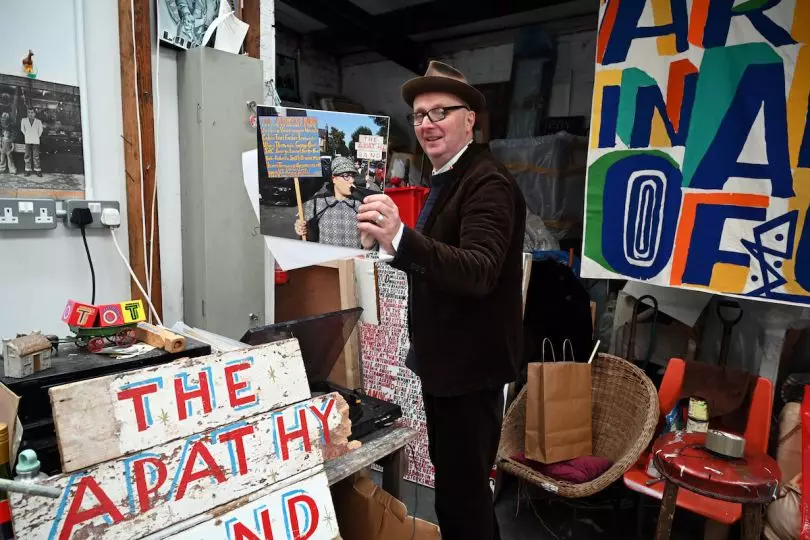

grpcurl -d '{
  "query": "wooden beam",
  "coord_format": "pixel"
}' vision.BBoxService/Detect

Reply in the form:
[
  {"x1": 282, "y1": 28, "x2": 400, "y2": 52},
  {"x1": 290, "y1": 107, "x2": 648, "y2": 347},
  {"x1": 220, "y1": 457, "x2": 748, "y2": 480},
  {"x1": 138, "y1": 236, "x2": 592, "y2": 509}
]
[
  {"x1": 242, "y1": 0, "x2": 261, "y2": 59},
  {"x1": 118, "y1": 0, "x2": 163, "y2": 319}
]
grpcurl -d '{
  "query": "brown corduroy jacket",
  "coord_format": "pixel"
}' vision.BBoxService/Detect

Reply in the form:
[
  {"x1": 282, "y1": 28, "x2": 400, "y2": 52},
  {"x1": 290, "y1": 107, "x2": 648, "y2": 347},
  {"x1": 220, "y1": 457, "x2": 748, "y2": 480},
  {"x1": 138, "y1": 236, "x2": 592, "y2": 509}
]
[{"x1": 392, "y1": 144, "x2": 527, "y2": 396}]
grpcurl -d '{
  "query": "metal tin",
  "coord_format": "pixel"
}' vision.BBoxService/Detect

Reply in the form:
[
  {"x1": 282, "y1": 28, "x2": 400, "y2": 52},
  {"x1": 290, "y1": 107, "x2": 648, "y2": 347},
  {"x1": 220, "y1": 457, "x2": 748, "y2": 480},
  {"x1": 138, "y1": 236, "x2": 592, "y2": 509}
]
[
  {"x1": 686, "y1": 396, "x2": 709, "y2": 434},
  {"x1": 686, "y1": 417, "x2": 709, "y2": 434},
  {"x1": 688, "y1": 396, "x2": 709, "y2": 421},
  {"x1": 705, "y1": 430, "x2": 746, "y2": 458}
]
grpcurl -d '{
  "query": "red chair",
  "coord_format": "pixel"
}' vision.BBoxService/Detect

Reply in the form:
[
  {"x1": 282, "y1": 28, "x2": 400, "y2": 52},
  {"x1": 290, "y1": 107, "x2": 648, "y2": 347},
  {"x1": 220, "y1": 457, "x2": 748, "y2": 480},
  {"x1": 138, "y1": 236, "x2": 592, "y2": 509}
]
[{"x1": 623, "y1": 358, "x2": 774, "y2": 532}]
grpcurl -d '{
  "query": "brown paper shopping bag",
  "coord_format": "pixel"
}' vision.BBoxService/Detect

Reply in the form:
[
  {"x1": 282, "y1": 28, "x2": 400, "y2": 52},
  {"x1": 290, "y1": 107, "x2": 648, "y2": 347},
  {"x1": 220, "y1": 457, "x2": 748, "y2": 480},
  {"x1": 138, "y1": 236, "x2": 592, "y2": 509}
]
[{"x1": 525, "y1": 339, "x2": 592, "y2": 464}]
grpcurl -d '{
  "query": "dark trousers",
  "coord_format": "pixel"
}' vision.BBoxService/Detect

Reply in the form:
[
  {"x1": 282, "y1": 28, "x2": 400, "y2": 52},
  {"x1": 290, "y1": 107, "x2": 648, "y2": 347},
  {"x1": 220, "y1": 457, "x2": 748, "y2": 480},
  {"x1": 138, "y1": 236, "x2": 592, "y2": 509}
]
[{"x1": 423, "y1": 386, "x2": 503, "y2": 540}]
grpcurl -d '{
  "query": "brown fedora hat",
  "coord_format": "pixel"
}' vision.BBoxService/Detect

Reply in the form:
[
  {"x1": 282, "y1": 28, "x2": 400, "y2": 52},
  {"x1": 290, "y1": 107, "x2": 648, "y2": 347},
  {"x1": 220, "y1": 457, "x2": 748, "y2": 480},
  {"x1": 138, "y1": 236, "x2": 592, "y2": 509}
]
[{"x1": 401, "y1": 60, "x2": 486, "y2": 112}]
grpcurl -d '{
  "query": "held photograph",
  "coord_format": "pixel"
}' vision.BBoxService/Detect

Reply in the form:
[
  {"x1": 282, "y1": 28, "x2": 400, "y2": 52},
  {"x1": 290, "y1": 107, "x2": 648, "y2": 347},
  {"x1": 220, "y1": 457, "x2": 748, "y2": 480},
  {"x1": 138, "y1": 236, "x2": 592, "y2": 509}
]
[
  {"x1": 0, "y1": 73, "x2": 85, "y2": 198},
  {"x1": 256, "y1": 106, "x2": 390, "y2": 250}
]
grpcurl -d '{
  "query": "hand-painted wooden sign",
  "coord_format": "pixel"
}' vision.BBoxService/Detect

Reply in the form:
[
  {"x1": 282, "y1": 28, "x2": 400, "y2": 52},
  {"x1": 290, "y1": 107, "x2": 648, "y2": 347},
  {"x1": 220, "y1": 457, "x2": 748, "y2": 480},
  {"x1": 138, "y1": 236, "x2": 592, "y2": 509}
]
[
  {"x1": 582, "y1": 1, "x2": 810, "y2": 306},
  {"x1": 259, "y1": 116, "x2": 322, "y2": 178},
  {"x1": 10, "y1": 392, "x2": 349, "y2": 539},
  {"x1": 167, "y1": 470, "x2": 339, "y2": 540},
  {"x1": 51, "y1": 341, "x2": 310, "y2": 472}
]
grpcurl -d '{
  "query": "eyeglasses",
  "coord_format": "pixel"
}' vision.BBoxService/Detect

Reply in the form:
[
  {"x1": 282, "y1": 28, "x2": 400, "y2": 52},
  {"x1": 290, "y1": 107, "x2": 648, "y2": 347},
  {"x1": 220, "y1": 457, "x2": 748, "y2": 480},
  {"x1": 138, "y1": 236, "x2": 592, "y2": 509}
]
[
  {"x1": 407, "y1": 105, "x2": 469, "y2": 126},
  {"x1": 334, "y1": 173, "x2": 355, "y2": 180}
]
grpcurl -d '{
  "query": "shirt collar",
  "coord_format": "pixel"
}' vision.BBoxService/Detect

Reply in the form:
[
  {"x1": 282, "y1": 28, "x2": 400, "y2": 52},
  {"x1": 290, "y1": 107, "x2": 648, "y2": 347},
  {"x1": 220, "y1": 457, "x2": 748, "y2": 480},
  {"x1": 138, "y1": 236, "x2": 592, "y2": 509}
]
[{"x1": 432, "y1": 140, "x2": 472, "y2": 175}]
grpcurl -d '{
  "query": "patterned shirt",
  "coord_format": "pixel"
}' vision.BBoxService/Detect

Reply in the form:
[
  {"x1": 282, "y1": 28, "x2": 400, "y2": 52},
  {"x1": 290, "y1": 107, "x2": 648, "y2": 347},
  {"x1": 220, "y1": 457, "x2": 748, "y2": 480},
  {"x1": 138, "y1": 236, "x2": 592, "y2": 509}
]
[{"x1": 304, "y1": 196, "x2": 363, "y2": 249}]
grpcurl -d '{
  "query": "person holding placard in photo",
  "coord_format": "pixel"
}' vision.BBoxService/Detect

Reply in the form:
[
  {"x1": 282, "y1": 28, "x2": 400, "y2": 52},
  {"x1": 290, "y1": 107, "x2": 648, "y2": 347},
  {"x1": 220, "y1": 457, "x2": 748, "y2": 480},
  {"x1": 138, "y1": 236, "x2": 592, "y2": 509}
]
[{"x1": 294, "y1": 156, "x2": 379, "y2": 249}]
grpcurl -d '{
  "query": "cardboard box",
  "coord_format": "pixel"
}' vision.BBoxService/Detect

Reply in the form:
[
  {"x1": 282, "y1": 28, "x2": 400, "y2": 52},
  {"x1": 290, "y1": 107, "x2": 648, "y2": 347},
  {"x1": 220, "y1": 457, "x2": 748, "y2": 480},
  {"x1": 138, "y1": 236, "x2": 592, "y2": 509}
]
[{"x1": 332, "y1": 475, "x2": 441, "y2": 540}]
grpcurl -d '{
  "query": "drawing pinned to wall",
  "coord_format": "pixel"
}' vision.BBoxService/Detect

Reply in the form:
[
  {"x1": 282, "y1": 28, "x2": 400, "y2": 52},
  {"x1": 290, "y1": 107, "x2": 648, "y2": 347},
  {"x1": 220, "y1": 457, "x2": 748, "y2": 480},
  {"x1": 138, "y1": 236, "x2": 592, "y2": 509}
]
[
  {"x1": 257, "y1": 106, "x2": 390, "y2": 262},
  {"x1": 0, "y1": 74, "x2": 84, "y2": 198},
  {"x1": 158, "y1": 0, "x2": 221, "y2": 50},
  {"x1": 581, "y1": 0, "x2": 810, "y2": 307}
]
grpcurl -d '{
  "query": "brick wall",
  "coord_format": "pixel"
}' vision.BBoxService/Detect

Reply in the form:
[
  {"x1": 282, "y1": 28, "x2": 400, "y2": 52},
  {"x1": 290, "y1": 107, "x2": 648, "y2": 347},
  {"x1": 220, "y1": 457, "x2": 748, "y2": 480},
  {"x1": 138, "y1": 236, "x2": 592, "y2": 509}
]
[{"x1": 276, "y1": 28, "x2": 340, "y2": 105}]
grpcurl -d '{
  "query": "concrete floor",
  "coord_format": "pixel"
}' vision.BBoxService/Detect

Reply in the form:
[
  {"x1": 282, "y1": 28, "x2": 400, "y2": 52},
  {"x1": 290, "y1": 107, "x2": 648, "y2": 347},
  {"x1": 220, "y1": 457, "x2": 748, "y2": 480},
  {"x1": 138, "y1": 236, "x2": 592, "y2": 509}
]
[{"x1": 374, "y1": 472, "x2": 711, "y2": 539}]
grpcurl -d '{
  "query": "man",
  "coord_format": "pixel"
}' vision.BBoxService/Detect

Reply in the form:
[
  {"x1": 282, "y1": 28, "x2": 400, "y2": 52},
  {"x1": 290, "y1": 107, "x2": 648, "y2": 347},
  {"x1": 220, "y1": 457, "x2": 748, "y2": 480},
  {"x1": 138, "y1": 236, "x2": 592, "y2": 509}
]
[
  {"x1": 0, "y1": 113, "x2": 16, "y2": 175},
  {"x1": 21, "y1": 108, "x2": 43, "y2": 177},
  {"x1": 357, "y1": 61, "x2": 526, "y2": 540},
  {"x1": 49, "y1": 120, "x2": 66, "y2": 135},
  {"x1": 294, "y1": 156, "x2": 377, "y2": 249}
]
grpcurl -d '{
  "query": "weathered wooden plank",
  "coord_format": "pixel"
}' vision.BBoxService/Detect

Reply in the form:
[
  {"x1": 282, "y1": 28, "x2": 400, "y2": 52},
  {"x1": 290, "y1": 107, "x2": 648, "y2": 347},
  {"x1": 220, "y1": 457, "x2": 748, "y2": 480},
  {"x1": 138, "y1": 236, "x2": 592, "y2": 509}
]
[
  {"x1": 165, "y1": 470, "x2": 340, "y2": 539},
  {"x1": 140, "y1": 466, "x2": 324, "y2": 539},
  {"x1": 10, "y1": 393, "x2": 350, "y2": 540},
  {"x1": 51, "y1": 341, "x2": 310, "y2": 472},
  {"x1": 324, "y1": 425, "x2": 418, "y2": 486}
]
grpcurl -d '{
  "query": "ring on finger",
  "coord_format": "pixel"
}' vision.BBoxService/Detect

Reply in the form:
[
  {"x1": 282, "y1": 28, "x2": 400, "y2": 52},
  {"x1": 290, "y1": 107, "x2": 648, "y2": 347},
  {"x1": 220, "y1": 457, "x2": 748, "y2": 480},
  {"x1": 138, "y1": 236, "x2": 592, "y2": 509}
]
[{"x1": 375, "y1": 212, "x2": 385, "y2": 224}]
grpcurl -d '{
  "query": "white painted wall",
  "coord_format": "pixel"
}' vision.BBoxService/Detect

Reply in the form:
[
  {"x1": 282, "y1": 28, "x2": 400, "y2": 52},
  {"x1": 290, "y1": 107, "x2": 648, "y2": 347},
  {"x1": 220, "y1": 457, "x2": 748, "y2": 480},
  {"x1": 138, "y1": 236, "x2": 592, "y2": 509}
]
[
  {"x1": 153, "y1": 46, "x2": 184, "y2": 328},
  {"x1": 0, "y1": 0, "x2": 187, "y2": 338},
  {"x1": 0, "y1": 0, "x2": 131, "y2": 338}
]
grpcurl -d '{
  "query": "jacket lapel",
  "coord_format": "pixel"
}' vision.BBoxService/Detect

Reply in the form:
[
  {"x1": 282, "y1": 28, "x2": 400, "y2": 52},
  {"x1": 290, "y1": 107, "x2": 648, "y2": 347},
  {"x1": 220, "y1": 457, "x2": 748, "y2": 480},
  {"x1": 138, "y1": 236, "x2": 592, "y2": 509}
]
[{"x1": 422, "y1": 144, "x2": 485, "y2": 234}]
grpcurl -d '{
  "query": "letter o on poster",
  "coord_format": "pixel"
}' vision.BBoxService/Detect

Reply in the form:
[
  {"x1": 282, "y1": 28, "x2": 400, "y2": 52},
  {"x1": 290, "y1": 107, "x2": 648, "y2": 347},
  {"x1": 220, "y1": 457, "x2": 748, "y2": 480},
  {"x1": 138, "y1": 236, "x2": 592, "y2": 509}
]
[{"x1": 600, "y1": 152, "x2": 683, "y2": 279}]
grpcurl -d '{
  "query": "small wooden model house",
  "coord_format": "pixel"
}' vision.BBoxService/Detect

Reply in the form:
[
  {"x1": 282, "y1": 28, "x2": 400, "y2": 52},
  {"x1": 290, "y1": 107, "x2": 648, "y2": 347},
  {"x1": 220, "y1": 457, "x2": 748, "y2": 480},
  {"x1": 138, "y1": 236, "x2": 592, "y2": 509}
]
[{"x1": 2, "y1": 332, "x2": 53, "y2": 378}]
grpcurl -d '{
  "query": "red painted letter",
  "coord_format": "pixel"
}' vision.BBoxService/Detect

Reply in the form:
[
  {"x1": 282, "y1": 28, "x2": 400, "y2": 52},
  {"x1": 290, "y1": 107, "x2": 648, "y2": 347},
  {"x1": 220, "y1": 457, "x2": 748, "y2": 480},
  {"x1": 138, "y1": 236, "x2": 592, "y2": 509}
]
[
  {"x1": 174, "y1": 439, "x2": 227, "y2": 500},
  {"x1": 286, "y1": 493, "x2": 320, "y2": 540},
  {"x1": 308, "y1": 398, "x2": 334, "y2": 444},
  {"x1": 230, "y1": 508, "x2": 274, "y2": 540},
  {"x1": 173, "y1": 371, "x2": 213, "y2": 421},
  {"x1": 276, "y1": 409, "x2": 311, "y2": 461},
  {"x1": 132, "y1": 456, "x2": 168, "y2": 513},
  {"x1": 60, "y1": 476, "x2": 124, "y2": 539},
  {"x1": 117, "y1": 383, "x2": 160, "y2": 432},
  {"x1": 225, "y1": 361, "x2": 257, "y2": 408},
  {"x1": 218, "y1": 424, "x2": 255, "y2": 476}
]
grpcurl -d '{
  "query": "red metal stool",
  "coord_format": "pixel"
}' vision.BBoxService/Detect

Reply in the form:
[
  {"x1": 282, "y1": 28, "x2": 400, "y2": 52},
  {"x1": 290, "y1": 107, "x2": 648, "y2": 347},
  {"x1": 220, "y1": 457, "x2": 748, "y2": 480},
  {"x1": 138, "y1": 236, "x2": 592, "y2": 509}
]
[{"x1": 652, "y1": 432, "x2": 780, "y2": 540}]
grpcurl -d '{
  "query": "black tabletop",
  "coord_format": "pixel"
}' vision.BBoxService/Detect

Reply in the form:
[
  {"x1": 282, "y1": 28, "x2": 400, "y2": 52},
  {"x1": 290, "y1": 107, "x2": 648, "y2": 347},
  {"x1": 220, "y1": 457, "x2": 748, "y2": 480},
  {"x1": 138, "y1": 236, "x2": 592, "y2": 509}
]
[
  {"x1": 4, "y1": 336, "x2": 213, "y2": 475},
  {"x1": 0, "y1": 337, "x2": 211, "y2": 391}
]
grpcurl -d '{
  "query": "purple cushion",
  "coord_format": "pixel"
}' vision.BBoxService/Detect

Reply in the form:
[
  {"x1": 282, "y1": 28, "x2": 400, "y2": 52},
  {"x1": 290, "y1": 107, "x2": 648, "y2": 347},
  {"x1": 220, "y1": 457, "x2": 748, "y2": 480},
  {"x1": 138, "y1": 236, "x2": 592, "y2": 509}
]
[{"x1": 511, "y1": 453, "x2": 613, "y2": 484}]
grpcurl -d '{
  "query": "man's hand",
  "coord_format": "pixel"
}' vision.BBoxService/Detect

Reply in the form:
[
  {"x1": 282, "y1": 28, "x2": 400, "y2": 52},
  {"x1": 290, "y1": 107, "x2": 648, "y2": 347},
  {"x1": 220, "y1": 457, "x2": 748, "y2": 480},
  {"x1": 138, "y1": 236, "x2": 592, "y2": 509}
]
[
  {"x1": 360, "y1": 230, "x2": 375, "y2": 250},
  {"x1": 294, "y1": 219, "x2": 306, "y2": 238},
  {"x1": 357, "y1": 194, "x2": 402, "y2": 254}
]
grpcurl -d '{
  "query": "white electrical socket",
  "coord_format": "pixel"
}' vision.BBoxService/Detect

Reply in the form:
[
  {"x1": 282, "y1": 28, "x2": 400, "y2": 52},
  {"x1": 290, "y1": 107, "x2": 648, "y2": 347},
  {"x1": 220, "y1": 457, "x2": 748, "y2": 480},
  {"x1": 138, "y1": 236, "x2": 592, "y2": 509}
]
[
  {"x1": 34, "y1": 207, "x2": 53, "y2": 224},
  {"x1": 0, "y1": 207, "x2": 18, "y2": 224}
]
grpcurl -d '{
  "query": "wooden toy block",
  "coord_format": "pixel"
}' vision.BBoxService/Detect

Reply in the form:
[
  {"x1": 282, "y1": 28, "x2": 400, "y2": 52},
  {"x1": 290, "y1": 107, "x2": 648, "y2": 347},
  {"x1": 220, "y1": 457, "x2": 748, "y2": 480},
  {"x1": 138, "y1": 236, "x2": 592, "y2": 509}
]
[
  {"x1": 62, "y1": 300, "x2": 98, "y2": 328},
  {"x1": 98, "y1": 304, "x2": 125, "y2": 327},
  {"x1": 120, "y1": 300, "x2": 146, "y2": 324}
]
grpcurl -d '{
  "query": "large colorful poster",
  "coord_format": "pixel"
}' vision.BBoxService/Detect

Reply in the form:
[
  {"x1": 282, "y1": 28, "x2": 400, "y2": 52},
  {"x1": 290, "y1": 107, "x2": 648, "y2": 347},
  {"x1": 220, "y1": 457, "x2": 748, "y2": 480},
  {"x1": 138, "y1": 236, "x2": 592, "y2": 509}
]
[{"x1": 582, "y1": 1, "x2": 810, "y2": 306}]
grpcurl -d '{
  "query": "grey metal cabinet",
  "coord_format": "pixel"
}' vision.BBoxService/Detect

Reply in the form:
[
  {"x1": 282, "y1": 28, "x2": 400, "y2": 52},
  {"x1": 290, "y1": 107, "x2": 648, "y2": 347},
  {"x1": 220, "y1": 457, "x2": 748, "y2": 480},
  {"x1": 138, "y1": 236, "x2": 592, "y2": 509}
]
[{"x1": 178, "y1": 47, "x2": 265, "y2": 339}]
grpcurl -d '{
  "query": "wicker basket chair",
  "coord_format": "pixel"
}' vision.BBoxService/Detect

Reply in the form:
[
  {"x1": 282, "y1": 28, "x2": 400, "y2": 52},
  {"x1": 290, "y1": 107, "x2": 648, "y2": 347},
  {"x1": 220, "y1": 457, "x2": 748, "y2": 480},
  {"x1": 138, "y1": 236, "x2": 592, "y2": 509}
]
[{"x1": 497, "y1": 353, "x2": 659, "y2": 498}]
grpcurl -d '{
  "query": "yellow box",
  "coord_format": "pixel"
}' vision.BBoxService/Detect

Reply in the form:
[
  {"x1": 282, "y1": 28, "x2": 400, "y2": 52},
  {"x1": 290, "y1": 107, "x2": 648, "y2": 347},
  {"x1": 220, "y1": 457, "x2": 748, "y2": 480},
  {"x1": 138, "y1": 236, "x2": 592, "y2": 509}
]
[{"x1": 120, "y1": 300, "x2": 147, "y2": 324}]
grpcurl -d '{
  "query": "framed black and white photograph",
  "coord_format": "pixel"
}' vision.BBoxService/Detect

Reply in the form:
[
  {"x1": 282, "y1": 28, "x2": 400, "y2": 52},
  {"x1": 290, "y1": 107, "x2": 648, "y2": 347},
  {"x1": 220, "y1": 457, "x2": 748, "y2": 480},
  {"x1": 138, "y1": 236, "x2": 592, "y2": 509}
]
[
  {"x1": 276, "y1": 54, "x2": 300, "y2": 102},
  {"x1": 0, "y1": 74, "x2": 85, "y2": 198}
]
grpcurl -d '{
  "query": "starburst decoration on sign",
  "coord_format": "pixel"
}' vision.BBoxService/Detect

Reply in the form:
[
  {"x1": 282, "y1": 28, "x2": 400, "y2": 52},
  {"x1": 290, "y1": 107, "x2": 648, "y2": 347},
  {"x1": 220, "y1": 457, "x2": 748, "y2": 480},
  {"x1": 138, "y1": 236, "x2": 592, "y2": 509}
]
[
  {"x1": 269, "y1": 470, "x2": 279, "y2": 483},
  {"x1": 324, "y1": 511, "x2": 335, "y2": 528},
  {"x1": 269, "y1": 367, "x2": 276, "y2": 383},
  {"x1": 158, "y1": 409, "x2": 170, "y2": 426}
]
